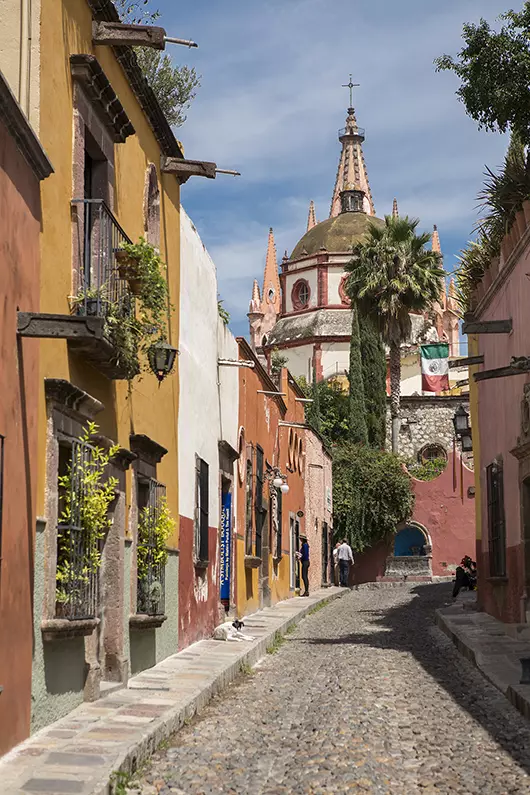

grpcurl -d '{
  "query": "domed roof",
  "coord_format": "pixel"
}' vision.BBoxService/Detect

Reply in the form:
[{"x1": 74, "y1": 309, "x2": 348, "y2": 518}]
[{"x1": 291, "y1": 212, "x2": 384, "y2": 259}]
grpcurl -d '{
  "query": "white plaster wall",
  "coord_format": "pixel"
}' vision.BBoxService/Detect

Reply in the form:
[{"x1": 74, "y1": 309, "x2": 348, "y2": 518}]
[
  {"x1": 284, "y1": 268, "x2": 318, "y2": 312},
  {"x1": 283, "y1": 344, "x2": 314, "y2": 381},
  {"x1": 322, "y1": 343, "x2": 349, "y2": 381},
  {"x1": 218, "y1": 319, "x2": 239, "y2": 453},
  {"x1": 327, "y1": 266, "x2": 345, "y2": 305},
  {"x1": 0, "y1": 0, "x2": 41, "y2": 129},
  {"x1": 179, "y1": 208, "x2": 221, "y2": 523}
]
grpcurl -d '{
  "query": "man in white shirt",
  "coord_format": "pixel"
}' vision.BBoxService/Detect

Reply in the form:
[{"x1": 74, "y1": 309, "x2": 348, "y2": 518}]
[{"x1": 337, "y1": 539, "x2": 354, "y2": 587}]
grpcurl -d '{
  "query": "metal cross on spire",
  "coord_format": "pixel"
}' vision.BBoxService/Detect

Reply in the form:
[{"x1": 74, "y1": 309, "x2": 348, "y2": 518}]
[{"x1": 342, "y1": 75, "x2": 360, "y2": 108}]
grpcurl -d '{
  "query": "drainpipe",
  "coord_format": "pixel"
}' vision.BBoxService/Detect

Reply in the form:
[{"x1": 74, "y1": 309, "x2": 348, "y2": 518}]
[{"x1": 18, "y1": 0, "x2": 33, "y2": 116}]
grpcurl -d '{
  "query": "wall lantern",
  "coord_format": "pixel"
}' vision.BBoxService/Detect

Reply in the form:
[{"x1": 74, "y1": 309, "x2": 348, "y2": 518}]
[
  {"x1": 453, "y1": 405, "x2": 470, "y2": 437},
  {"x1": 281, "y1": 483, "x2": 290, "y2": 495},
  {"x1": 148, "y1": 340, "x2": 179, "y2": 382},
  {"x1": 461, "y1": 433, "x2": 473, "y2": 453},
  {"x1": 272, "y1": 475, "x2": 284, "y2": 489}
]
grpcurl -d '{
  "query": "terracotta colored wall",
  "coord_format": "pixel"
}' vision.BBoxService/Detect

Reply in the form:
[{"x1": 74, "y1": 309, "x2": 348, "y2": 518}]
[
  {"x1": 0, "y1": 118, "x2": 41, "y2": 755},
  {"x1": 412, "y1": 453, "x2": 476, "y2": 576},
  {"x1": 235, "y1": 349, "x2": 306, "y2": 617},
  {"x1": 304, "y1": 430, "x2": 333, "y2": 592},
  {"x1": 178, "y1": 518, "x2": 220, "y2": 648},
  {"x1": 474, "y1": 217, "x2": 530, "y2": 623}
]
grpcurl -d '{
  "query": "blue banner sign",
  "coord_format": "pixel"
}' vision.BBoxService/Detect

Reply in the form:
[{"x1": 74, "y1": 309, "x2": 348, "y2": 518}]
[{"x1": 220, "y1": 491, "x2": 232, "y2": 605}]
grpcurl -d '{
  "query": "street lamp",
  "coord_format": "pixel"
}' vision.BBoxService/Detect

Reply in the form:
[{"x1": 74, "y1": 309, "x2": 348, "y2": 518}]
[
  {"x1": 265, "y1": 467, "x2": 289, "y2": 493},
  {"x1": 272, "y1": 475, "x2": 284, "y2": 489},
  {"x1": 148, "y1": 340, "x2": 179, "y2": 382},
  {"x1": 453, "y1": 405, "x2": 470, "y2": 438},
  {"x1": 281, "y1": 483, "x2": 290, "y2": 494}
]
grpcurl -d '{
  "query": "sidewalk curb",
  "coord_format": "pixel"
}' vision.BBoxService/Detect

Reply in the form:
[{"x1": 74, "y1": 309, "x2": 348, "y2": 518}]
[
  {"x1": 435, "y1": 606, "x2": 530, "y2": 722},
  {"x1": 0, "y1": 588, "x2": 345, "y2": 795}
]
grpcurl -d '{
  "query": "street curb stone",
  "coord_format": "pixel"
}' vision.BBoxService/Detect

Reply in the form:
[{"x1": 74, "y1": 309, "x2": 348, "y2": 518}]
[
  {"x1": 0, "y1": 588, "x2": 344, "y2": 795},
  {"x1": 436, "y1": 603, "x2": 530, "y2": 721}
]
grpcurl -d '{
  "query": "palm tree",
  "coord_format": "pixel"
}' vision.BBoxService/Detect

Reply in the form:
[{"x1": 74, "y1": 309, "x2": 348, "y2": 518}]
[{"x1": 346, "y1": 215, "x2": 444, "y2": 453}]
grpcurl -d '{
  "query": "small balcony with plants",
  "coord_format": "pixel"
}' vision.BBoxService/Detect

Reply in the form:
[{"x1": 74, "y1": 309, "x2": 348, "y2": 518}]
[{"x1": 17, "y1": 199, "x2": 177, "y2": 382}]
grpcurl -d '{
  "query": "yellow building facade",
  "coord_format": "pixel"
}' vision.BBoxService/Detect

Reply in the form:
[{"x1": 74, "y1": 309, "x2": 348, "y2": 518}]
[{"x1": 19, "y1": 0, "x2": 183, "y2": 733}]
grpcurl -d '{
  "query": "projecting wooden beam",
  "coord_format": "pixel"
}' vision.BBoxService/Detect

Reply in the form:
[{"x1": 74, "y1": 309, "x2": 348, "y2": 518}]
[
  {"x1": 161, "y1": 156, "x2": 217, "y2": 184},
  {"x1": 462, "y1": 318, "x2": 512, "y2": 335},
  {"x1": 474, "y1": 359, "x2": 530, "y2": 382},
  {"x1": 449, "y1": 355, "x2": 484, "y2": 369}
]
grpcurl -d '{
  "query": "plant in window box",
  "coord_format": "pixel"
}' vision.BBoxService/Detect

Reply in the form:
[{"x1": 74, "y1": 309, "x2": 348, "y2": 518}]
[
  {"x1": 56, "y1": 423, "x2": 119, "y2": 617},
  {"x1": 137, "y1": 497, "x2": 175, "y2": 615},
  {"x1": 68, "y1": 285, "x2": 110, "y2": 318}
]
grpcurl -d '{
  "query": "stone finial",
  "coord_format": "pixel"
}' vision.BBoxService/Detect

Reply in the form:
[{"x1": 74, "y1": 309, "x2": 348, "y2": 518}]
[
  {"x1": 432, "y1": 224, "x2": 441, "y2": 254},
  {"x1": 392, "y1": 198, "x2": 399, "y2": 218},
  {"x1": 307, "y1": 200, "x2": 317, "y2": 231},
  {"x1": 249, "y1": 279, "x2": 262, "y2": 314}
]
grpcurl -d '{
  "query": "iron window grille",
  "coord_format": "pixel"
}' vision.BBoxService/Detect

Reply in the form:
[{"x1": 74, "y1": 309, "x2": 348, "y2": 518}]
[
  {"x1": 275, "y1": 487, "x2": 283, "y2": 560},
  {"x1": 419, "y1": 444, "x2": 447, "y2": 463},
  {"x1": 56, "y1": 439, "x2": 100, "y2": 620},
  {"x1": 255, "y1": 446, "x2": 265, "y2": 559},
  {"x1": 72, "y1": 199, "x2": 134, "y2": 325},
  {"x1": 322, "y1": 520, "x2": 329, "y2": 584},
  {"x1": 195, "y1": 457, "x2": 209, "y2": 563},
  {"x1": 137, "y1": 478, "x2": 167, "y2": 616},
  {"x1": 486, "y1": 461, "x2": 506, "y2": 577},
  {"x1": 245, "y1": 457, "x2": 253, "y2": 555}
]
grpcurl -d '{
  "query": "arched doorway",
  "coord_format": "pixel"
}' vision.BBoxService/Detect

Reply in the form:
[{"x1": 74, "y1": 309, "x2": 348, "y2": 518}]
[
  {"x1": 394, "y1": 524, "x2": 429, "y2": 557},
  {"x1": 385, "y1": 522, "x2": 433, "y2": 580}
]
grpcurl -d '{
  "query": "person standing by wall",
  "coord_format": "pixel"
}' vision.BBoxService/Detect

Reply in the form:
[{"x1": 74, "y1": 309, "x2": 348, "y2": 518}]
[
  {"x1": 299, "y1": 534, "x2": 310, "y2": 596},
  {"x1": 338, "y1": 539, "x2": 354, "y2": 587},
  {"x1": 333, "y1": 542, "x2": 341, "y2": 586}
]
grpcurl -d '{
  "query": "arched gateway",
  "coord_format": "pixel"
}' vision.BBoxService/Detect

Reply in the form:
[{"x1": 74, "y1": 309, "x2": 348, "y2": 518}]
[{"x1": 385, "y1": 522, "x2": 433, "y2": 580}]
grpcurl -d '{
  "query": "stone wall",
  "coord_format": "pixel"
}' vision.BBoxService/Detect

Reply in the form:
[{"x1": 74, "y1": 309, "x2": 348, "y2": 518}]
[{"x1": 386, "y1": 395, "x2": 470, "y2": 463}]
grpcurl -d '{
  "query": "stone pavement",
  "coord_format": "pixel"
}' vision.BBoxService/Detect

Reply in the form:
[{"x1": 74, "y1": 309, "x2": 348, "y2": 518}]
[
  {"x1": 0, "y1": 588, "x2": 343, "y2": 795},
  {"x1": 436, "y1": 595, "x2": 530, "y2": 720},
  {"x1": 133, "y1": 582, "x2": 530, "y2": 794}
]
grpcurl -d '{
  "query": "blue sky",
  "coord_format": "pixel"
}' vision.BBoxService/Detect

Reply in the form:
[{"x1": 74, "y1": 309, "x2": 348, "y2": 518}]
[{"x1": 156, "y1": 0, "x2": 510, "y2": 338}]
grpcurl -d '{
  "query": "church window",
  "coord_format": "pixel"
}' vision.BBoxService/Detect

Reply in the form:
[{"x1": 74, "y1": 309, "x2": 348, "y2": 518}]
[
  {"x1": 268, "y1": 287, "x2": 275, "y2": 302},
  {"x1": 419, "y1": 444, "x2": 447, "y2": 464},
  {"x1": 292, "y1": 279, "x2": 311, "y2": 310}
]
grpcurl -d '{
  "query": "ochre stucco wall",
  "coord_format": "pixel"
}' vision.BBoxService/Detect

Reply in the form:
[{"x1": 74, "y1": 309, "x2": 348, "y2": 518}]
[
  {"x1": 31, "y1": 0, "x2": 181, "y2": 729},
  {"x1": 0, "y1": 117, "x2": 41, "y2": 755}
]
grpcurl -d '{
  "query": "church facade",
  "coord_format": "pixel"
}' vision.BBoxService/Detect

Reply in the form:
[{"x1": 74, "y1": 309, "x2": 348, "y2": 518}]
[{"x1": 248, "y1": 105, "x2": 462, "y2": 394}]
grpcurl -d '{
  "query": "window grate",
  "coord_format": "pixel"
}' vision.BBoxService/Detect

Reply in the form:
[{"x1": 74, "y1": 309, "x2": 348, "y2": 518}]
[
  {"x1": 194, "y1": 457, "x2": 209, "y2": 563},
  {"x1": 137, "y1": 479, "x2": 167, "y2": 616},
  {"x1": 245, "y1": 457, "x2": 253, "y2": 555},
  {"x1": 56, "y1": 440, "x2": 100, "y2": 620},
  {"x1": 276, "y1": 487, "x2": 283, "y2": 560},
  {"x1": 255, "y1": 447, "x2": 264, "y2": 559},
  {"x1": 487, "y1": 461, "x2": 506, "y2": 577}
]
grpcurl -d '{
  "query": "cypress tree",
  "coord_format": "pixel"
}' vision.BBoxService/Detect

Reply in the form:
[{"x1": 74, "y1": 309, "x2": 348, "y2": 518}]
[
  {"x1": 359, "y1": 312, "x2": 387, "y2": 449},
  {"x1": 348, "y1": 308, "x2": 368, "y2": 444}
]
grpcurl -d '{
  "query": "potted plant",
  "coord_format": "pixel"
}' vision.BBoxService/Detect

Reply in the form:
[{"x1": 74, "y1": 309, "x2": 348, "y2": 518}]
[
  {"x1": 116, "y1": 238, "x2": 166, "y2": 298},
  {"x1": 69, "y1": 285, "x2": 109, "y2": 317}
]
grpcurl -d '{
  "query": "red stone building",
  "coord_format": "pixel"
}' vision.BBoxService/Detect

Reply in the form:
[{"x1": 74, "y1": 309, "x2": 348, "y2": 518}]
[{"x1": 0, "y1": 71, "x2": 52, "y2": 755}]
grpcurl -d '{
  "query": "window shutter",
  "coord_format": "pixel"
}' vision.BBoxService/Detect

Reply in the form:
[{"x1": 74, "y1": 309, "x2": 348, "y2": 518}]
[{"x1": 199, "y1": 458, "x2": 209, "y2": 562}]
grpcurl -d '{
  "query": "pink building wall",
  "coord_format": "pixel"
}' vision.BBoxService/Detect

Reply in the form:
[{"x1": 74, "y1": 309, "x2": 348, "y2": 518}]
[
  {"x1": 474, "y1": 212, "x2": 530, "y2": 623},
  {"x1": 352, "y1": 453, "x2": 475, "y2": 584},
  {"x1": 304, "y1": 430, "x2": 333, "y2": 592}
]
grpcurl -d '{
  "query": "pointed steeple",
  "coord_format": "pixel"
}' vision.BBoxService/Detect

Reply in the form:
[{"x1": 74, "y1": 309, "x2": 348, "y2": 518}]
[
  {"x1": 307, "y1": 200, "x2": 317, "y2": 231},
  {"x1": 261, "y1": 228, "x2": 281, "y2": 314},
  {"x1": 432, "y1": 224, "x2": 441, "y2": 254},
  {"x1": 330, "y1": 106, "x2": 375, "y2": 218},
  {"x1": 249, "y1": 279, "x2": 262, "y2": 314},
  {"x1": 392, "y1": 198, "x2": 399, "y2": 218},
  {"x1": 447, "y1": 278, "x2": 457, "y2": 312}
]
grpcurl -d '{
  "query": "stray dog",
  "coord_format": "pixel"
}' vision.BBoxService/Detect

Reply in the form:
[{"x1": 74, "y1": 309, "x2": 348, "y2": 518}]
[{"x1": 212, "y1": 619, "x2": 255, "y2": 642}]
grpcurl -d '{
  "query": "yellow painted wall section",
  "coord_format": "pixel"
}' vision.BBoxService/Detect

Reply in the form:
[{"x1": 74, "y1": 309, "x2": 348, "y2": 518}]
[
  {"x1": 37, "y1": 0, "x2": 180, "y2": 545},
  {"x1": 468, "y1": 333, "x2": 481, "y2": 542},
  {"x1": 236, "y1": 539, "x2": 259, "y2": 619}
]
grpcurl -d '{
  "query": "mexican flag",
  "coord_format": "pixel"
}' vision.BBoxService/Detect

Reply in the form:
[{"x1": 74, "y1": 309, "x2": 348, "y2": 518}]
[{"x1": 421, "y1": 343, "x2": 449, "y2": 393}]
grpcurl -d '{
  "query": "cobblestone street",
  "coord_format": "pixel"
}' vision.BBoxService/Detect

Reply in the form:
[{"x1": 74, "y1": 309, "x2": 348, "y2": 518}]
[{"x1": 134, "y1": 584, "x2": 530, "y2": 795}]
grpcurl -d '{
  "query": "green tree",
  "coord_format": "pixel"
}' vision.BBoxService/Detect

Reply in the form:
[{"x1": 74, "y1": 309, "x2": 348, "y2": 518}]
[
  {"x1": 296, "y1": 377, "x2": 349, "y2": 447},
  {"x1": 435, "y1": 4, "x2": 530, "y2": 144},
  {"x1": 348, "y1": 308, "x2": 368, "y2": 445},
  {"x1": 115, "y1": 0, "x2": 200, "y2": 127},
  {"x1": 332, "y1": 442, "x2": 414, "y2": 551},
  {"x1": 346, "y1": 215, "x2": 444, "y2": 453},
  {"x1": 307, "y1": 366, "x2": 322, "y2": 435},
  {"x1": 359, "y1": 311, "x2": 387, "y2": 449}
]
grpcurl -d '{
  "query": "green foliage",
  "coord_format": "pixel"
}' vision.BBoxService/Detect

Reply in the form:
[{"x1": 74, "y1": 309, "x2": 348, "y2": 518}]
[
  {"x1": 115, "y1": 0, "x2": 160, "y2": 23},
  {"x1": 332, "y1": 442, "x2": 414, "y2": 552},
  {"x1": 296, "y1": 377, "x2": 350, "y2": 446},
  {"x1": 218, "y1": 299, "x2": 230, "y2": 326},
  {"x1": 407, "y1": 458, "x2": 447, "y2": 482},
  {"x1": 348, "y1": 309, "x2": 368, "y2": 445},
  {"x1": 307, "y1": 366, "x2": 322, "y2": 434},
  {"x1": 359, "y1": 312, "x2": 387, "y2": 449},
  {"x1": 435, "y1": 4, "x2": 530, "y2": 143},
  {"x1": 56, "y1": 423, "x2": 119, "y2": 605},
  {"x1": 137, "y1": 497, "x2": 175, "y2": 582},
  {"x1": 135, "y1": 49, "x2": 200, "y2": 128},
  {"x1": 271, "y1": 348, "x2": 288, "y2": 375}
]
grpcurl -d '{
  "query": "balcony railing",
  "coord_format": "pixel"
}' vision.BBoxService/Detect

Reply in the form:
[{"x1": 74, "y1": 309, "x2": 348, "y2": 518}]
[{"x1": 70, "y1": 199, "x2": 137, "y2": 379}]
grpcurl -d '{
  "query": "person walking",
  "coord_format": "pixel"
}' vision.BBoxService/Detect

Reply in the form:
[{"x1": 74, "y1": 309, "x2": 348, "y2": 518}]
[
  {"x1": 333, "y1": 542, "x2": 341, "y2": 586},
  {"x1": 338, "y1": 538, "x2": 354, "y2": 587},
  {"x1": 298, "y1": 534, "x2": 310, "y2": 596}
]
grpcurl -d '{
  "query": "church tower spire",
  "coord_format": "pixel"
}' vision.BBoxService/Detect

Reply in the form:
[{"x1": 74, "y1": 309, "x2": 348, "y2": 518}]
[
  {"x1": 330, "y1": 97, "x2": 375, "y2": 218},
  {"x1": 392, "y1": 198, "x2": 399, "y2": 218},
  {"x1": 307, "y1": 200, "x2": 317, "y2": 231},
  {"x1": 261, "y1": 227, "x2": 281, "y2": 316}
]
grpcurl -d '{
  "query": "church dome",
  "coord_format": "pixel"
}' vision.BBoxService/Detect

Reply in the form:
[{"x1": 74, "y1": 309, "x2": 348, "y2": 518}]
[{"x1": 290, "y1": 212, "x2": 384, "y2": 259}]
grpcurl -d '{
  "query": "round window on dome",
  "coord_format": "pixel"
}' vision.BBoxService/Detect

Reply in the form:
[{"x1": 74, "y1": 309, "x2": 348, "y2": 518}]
[{"x1": 292, "y1": 279, "x2": 311, "y2": 310}]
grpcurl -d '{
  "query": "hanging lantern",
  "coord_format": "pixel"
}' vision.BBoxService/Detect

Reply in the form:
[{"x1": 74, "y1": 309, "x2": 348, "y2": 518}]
[
  {"x1": 280, "y1": 483, "x2": 290, "y2": 494},
  {"x1": 148, "y1": 340, "x2": 178, "y2": 382},
  {"x1": 273, "y1": 475, "x2": 284, "y2": 489},
  {"x1": 461, "y1": 432, "x2": 473, "y2": 453},
  {"x1": 452, "y1": 405, "x2": 470, "y2": 437}
]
